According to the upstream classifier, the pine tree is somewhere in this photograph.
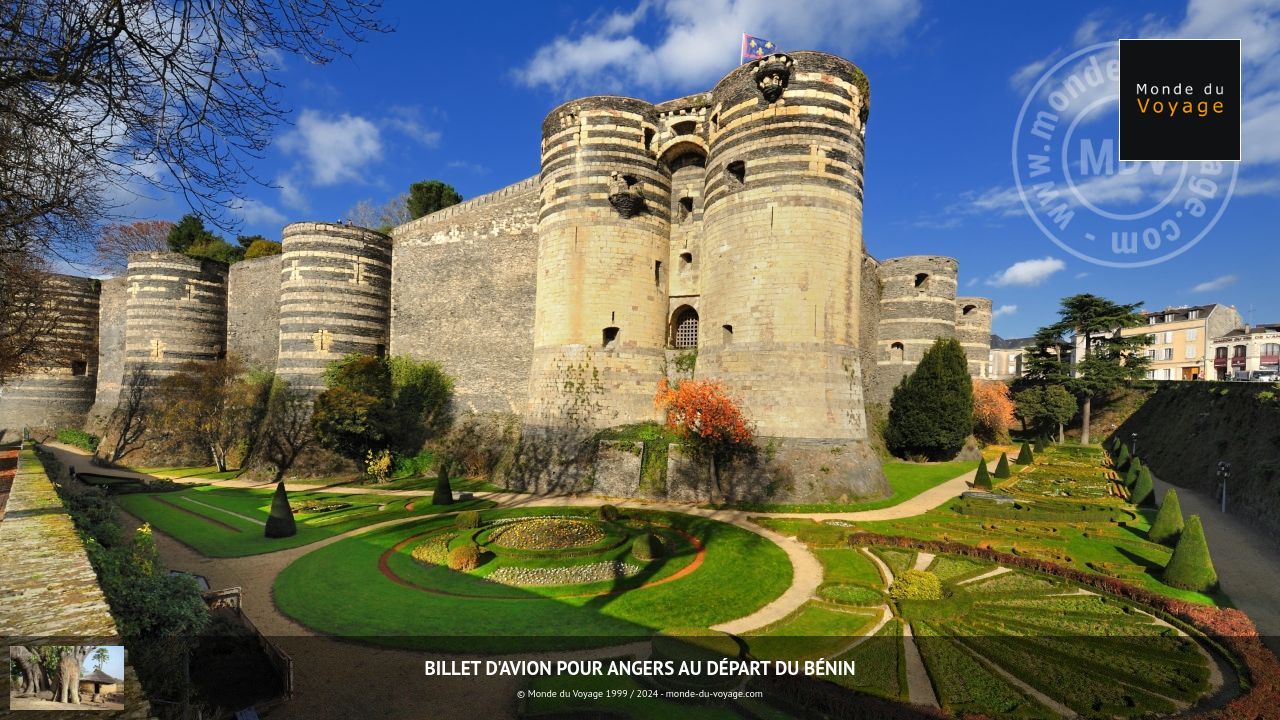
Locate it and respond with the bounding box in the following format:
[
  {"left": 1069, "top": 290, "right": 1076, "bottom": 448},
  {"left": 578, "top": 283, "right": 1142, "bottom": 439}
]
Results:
[
  {"left": 1131, "top": 466, "right": 1154, "bottom": 506},
  {"left": 994, "top": 452, "right": 1011, "bottom": 479},
  {"left": 264, "top": 481, "right": 297, "bottom": 538},
  {"left": 432, "top": 461, "right": 454, "bottom": 505},
  {"left": 885, "top": 338, "right": 974, "bottom": 460},
  {"left": 1016, "top": 441, "right": 1034, "bottom": 465},
  {"left": 1149, "top": 489, "right": 1184, "bottom": 546},
  {"left": 973, "top": 459, "right": 993, "bottom": 490},
  {"left": 1163, "top": 515, "right": 1217, "bottom": 592}
]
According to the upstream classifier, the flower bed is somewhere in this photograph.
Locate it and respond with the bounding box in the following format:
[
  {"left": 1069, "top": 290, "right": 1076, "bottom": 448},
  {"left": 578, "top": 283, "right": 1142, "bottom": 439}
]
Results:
[
  {"left": 290, "top": 499, "right": 353, "bottom": 514},
  {"left": 486, "top": 517, "right": 607, "bottom": 550},
  {"left": 487, "top": 561, "right": 642, "bottom": 587}
]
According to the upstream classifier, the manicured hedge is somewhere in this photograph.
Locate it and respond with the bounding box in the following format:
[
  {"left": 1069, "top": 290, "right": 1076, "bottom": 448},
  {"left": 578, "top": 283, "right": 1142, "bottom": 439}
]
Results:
[
  {"left": 973, "top": 459, "right": 993, "bottom": 490},
  {"left": 1149, "top": 489, "right": 1184, "bottom": 546},
  {"left": 993, "top": 452, "right": 1011, "bottom": 479},
  {"left": 264, "top": 481, "right": 297, "bottom": 538},
  {"left": 1015, "top": 441, "right": 1034, "bottom": 465}
]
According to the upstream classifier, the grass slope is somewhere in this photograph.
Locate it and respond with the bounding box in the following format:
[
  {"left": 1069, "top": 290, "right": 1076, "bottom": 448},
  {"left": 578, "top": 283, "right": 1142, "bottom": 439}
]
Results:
[{"left": 715, "top": 461, "right": 972, "bottom": 513}]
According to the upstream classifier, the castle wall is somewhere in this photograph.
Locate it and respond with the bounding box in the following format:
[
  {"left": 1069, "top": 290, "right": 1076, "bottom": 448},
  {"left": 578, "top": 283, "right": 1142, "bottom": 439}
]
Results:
[
  {"left": 0, "top": 275, "right": 100, "bottom": 433},
  {"left": 525, "top": 96, "right": 672, "bottom": 429},
  {"left": 870, "top": 255, "right": 958, "bottom": 404},
  {"left": 390, "top": 178, "right": 540, "bottom": 414},
  {"left": 697, "top": 52, "right": 871, "bottom": 441},
  {"left": 277, "top": 223, "right": 392, "bottom": 394},
  {"left": 858, "top": 256, "right": 885, "bottom": 407},
  {"left": 227, "top": 254, "right": 282, "bottom": 372},
  {"left": 124, "top": 252, "right": 228, "bottom": 379},
  {"left": 956, "top": 296, "right": 993, "bottom": 378},
  {"left": 87, "top": 277, "right": 128, "bottom": 429}
]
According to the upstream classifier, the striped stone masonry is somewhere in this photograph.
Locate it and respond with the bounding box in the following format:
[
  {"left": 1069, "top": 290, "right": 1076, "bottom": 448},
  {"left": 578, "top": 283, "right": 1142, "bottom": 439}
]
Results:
[
  {"left": 956, "top": 296, "right": 993, "bottom": 378},
  {"left": 123, "top": 252, "right": 228, "bottom": 380}
]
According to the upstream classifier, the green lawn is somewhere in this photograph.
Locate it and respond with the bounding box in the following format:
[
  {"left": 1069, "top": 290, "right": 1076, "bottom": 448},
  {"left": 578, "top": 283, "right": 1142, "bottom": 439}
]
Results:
[
  {"left": 742, "top": 601, "right": 881, "bottom": 661},
  {"left": 115, "top": 485, "right": 492, "bottom": 557},
  {"left": 131, "top": 465, "right": 244, "bottom": 481},
  {"left": 712, "top": 461, "right": 973, "bottom": 513},
  {"left": 273, "top": 508, "right": 792, "bottom": 652}
]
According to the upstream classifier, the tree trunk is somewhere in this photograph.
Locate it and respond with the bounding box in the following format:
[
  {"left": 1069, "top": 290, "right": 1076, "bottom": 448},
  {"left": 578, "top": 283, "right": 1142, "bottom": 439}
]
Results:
[
  {"left": 1081, "top": 395, "right": 1092, "bottom": 445},
  {"left": 1057, "top": 423, "right": 1065, "bottom": 444},
  {"left": 1020, "top": 417, "right": 1027, "bottom": 433},
  {"left": 212, "top": 444, "right": 227, "bottom": 472}
]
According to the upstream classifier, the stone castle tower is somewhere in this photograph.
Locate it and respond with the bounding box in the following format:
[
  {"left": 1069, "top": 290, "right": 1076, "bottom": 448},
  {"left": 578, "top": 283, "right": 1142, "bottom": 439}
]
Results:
[{"left": 0, "top": 52, "right": 991, "bottom": 502}]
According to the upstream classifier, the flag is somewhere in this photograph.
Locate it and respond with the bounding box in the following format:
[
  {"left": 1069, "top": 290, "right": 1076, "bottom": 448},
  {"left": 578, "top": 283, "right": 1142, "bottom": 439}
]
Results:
[{"left": 741, "top": 34, "right": 777, "bottom": 64}]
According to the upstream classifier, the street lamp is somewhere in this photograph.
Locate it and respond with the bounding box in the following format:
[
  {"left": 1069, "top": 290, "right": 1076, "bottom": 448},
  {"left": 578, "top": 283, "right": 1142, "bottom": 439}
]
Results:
[
  {"left": 1131, "top": 432, "right": 1139, "bottom": 457},
  {"left": 1217, "top": 461, "right": 1231, "bottom": 513}
]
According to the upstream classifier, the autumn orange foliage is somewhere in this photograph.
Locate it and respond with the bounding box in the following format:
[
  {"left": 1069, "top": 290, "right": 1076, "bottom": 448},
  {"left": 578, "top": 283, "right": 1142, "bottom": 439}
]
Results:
[
  {"left": 972, "top": 379, "right": 1015, "bottom": 443},
  {"left": 654, "top": 378, "right": 753, "bottom": 454}
]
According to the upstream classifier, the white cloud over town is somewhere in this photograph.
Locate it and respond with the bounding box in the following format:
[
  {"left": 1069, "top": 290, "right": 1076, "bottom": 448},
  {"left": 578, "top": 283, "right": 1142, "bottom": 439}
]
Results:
[{"left": 987, "top": 257, "right": 1066, "bottom": 287}]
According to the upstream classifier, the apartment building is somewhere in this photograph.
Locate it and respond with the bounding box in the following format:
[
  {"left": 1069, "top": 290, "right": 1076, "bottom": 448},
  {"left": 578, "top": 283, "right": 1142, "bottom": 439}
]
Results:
[
  {"left": 988, "top": 335, "right": 1036, "bottom": 380},
  {"left": 1072, "top": 303, "right": 1243, "bottom": 381},
  {"left": 1209, "top": 323, "right": 1280, "bottom": 380}
]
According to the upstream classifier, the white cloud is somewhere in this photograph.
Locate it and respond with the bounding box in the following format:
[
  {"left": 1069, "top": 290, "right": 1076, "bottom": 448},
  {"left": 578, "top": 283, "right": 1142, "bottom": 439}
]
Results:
[
  {"left": 1075, "top": 271, "right": 1090, "bottom": 279},
  {"left": 232, "top": 198, "right": 287, "bottom": 226},
  {"left": 275, "top": 173, "right": 308, "bottom": 212},
  {"left": 1191, "top": 274, "right": 1237, "bottom": 292},
  {"left": 987, "top": 257, "right": 1066, "bottom": 287},
  {"left": 446, "top": 160, "right": 490, "bottom": 175},
  {"left": 384, "top": 105, "right": 442, "bottom": 148},
  {"left": 516, "top": 0, "right": 922, "bottom": 94},
  {"left": 992, "top": 304, "right": 1018, "bottom": 318},
  {"left": 279, "top": 109, "right": 383, "bottom": 186}
]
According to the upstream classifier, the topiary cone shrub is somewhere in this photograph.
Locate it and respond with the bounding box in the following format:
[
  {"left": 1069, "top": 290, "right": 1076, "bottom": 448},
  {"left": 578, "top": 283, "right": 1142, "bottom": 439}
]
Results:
[
  {"left": 973, "top": 459, "right": 993, "bottom": 490},
  {"left": 455, "top": 510, "right": 481, "bottom": 530},
  {"left": 447, "top": 543, "right": 483, "bottom": 572},
  {"left": 1034, "top": 434, "right": 1051, "bottom": 452},
  {"left": 1131, "top": 466, "right": 1154, "bottom": 506},
  {"left": 598, "top": 504, "right": 620, "bottom": 522},
  {"left": 264, "top": 481, "right": 297, "bottom": 538},
  {"left": 432, "top": 462, "right": 454, "bottom": 506},
  {"left": 1115, "top": 443, "right": 1131, "bottom": 471},
  {"left": 993, "top": 452, "right": 1011, "bottom": 479},
  {"left": 1016, "top": 441, "right": 1034, "bottom": 465},
  {"left": 632, "top": 532, "right": 665, "bottom": 561},
  {"left": 1149, "top": 489, "right": 1185, "bottom": 546},
  {"left": 1163, "top": 515, "right": 1217, "bottom": 592},
  {"left": 1125, "top": 458, "right": 1143, "bottom": 488}
]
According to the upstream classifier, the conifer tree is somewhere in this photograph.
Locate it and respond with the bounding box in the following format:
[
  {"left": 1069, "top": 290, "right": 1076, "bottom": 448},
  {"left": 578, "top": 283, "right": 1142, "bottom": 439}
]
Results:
[
  {"left": 1163, "top": 515, "right": 1217, "bottom": 592},
  {"left": 1149, "top": 489, "right": 1184, "bottom": 546},
  {"left": 432, "top": 460, "right": 454, "bottom": 505},
  {"left": 1115, "top": 443, "right": 1131, "bottom": 471},
  {"left": 264, "top": 481, "right": 297, "bottom": 538},
  {"left": 973, "top": 458, "right": 993, "bottom": 490},
  {"left": 885, "top": 338, "right": 974, "bottom": 460},
  {"left": 1125, "top": 457, "right": 1143, "bottom": 488},
  {"left": 1131, "top": 466, "right": 1154, "bottom": 506},
  {"left": 994, "top": 452, "right": 1011, "bottom": 479},
  {"left": 1016, "top": 441, "right": 1034, "bottom": 464}
]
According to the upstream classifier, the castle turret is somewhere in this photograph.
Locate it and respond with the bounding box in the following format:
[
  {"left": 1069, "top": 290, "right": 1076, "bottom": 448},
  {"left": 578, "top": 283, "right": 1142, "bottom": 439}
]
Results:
[
  {"left": 870, "top": 255, "right": 958, "bottom": 402},
  {"left": 956, "top": 297, "right": 993, "bottom": 378},
  {"left": 696, "top": 52, "right": 871, "bottom": 441},
  {"left": 0, "top": 274, "right": 100, "bottom": 432},
  {"left": 277, "top": 222, "right": 392, "bottom": 394},
  {"left": 525, "top": 96, "right": 671, "bottom": 429},
  {"left": 124, "top": 253, "right": 228, "bottom": 379}
]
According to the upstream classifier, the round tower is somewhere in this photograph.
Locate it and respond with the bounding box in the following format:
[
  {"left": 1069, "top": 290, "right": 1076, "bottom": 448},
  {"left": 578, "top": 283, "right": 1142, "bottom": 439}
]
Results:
[
  {"left": 277, "top": 222, "right": 392, "bottom": 394},
  {"left": 956, "top": 297, "right": 993, "bottom": 378},
  {"left": 871, "top": 255, "right": 959, "bottom": 402},
  {"left": 124, "top": 253, "right": 228, "bottom": 379},
  {"left": 525, "top": 96, "right": 671, "bottom": 429},
  {"left": 696, "top": 52, "right": 871, "bottom": 440},
  {"left": 0, "top": 274, "right": 100, "bottom": 431}
]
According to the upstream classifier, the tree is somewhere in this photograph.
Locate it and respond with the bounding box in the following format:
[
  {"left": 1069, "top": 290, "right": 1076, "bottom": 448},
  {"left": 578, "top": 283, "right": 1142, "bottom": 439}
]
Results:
[
  {"left": 1132, "top": 466, "right": 1154, "bottom": 506},
  {"left": 103, "top": 364, "right": 153, "bottom": 463},
  {"left": 1027, "top": 294, "right": 1150, "bottom": 444},
  {"left": 1013, "top": 385, "right": 1077, "bottom": 442},
  {"left": 885, "top": 338, "right": 974, "bottom": 460},
  {"left": 347, "top": 192, "right": 411, "bottom": 232},
  {"left": 1162, "top": 515, "right": 1217, "bottom": 591},
  {"left": 972, "top": 379, "right": 1015, "bottom": 443},
  {"left": 1015, "top": 441, "right": 1034, "bottom": 465},
  {"left": 167, "top": 214, "right": 220, "bottom": 253},
  {"left": 1149, "top": 489, "right": 1184, "bottom": 545},
  {"left": 993, "top": 452, "right": 1011, "bottom": 479},
  {"left": 406, "top": 180, "right": 462, "bottom": 219},
  {"left": 264, "top": 481, "right": 298, "bottom": 538},
  {"left": 1, "top": 0, "right": 388, "bottom": 260},
  {"left": 259, "top": 380, "right": 314, "bottom": 483},
  {"left": 0, "top": 253, "right": 73, "bottom": 385},
  {"left": 433, "top": 460, "right": 454, "bottom": 505},
  {"left": 244, "top": 239, "right": 283, "bottom": 259},
  {"left": 94, "top": 220, "right": 173, "bottom": 274},
  {"left": 1115, "top": 443, "right": 1131, "bottom": 472},
  {"left": 973, "top": 458, "right": 993, "bottom": 490},
  {"left": 654, "top": 378, "right": 754, "bottom": 489},
  {"left": 312, "top": 355, "right": 394, "bottom": 463},
  {"left": 388, "top": 355, "right": 454, "bottom": 449},
  {"left": 152, "top": 357, "right": 267, "bottom": 471}
]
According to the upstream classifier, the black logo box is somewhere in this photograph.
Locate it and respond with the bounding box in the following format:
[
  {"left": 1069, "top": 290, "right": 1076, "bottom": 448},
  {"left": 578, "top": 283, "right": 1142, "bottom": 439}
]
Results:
[{"left": 1119, "top": 38, "right": 1241, "bottom": 161}]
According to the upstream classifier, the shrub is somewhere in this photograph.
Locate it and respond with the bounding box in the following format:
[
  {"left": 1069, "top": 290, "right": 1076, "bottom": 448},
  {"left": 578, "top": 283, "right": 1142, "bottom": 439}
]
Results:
[
  {"left": 885, "top": 338, "right": 974, "bottom": 460},
  {"left": 392, "top": 449, "right": 435, "bottom": 478},
  {"left": 1149, "top": 489, "right": 1184, "bottom": 546},
  {"left": 1015, "top": 441, "right": 1033, "bottom": 465},
  {"left": 56, "top": 428, "right": 100, "bottom": 453},
  {"left": 455, "top": 510, "right": 481, "bottom": 529},
  {"left": 264, "top": 481, "right": 297, "bottom": 538},
  {"left": 598, "top": 504, "right": 620, "bottom": 521},
  {"left": 972, "top": 459, "right": 993, "bottom": 490},
  {"left": 1131, "top": 466, "right": 1154, "bottom": 506},
  {"left": 1033, "top": 434, "right": 1051, "bottom": 453},
  {"left": 889, "top": 569, "right": 942, "bottom": 601},
  {"left": 243, "top": 239, "right": 282, "bottom": 259},
  {"left": 972, "top": 379, "right": 1015, "bottom": 443},
  {"left": 632, "top": 532, "right": 665, "bottom": 561},
  {"left": 432, "top": 462, "right": 454, "bottom": 505},
  {"left": 1163, "top": 515, "right": 1217, "bottom": 592},
  {"left": 993, "top": 452, "right": 1011, "bottom": 479},
  {"left": 1125, "top": 459, "right": 1142, "bottom": 488},
  {"left": 447, "top": 543, "right": 482, "bottom": 572},
  {"left": 1115, "top": 443, "right": 1131, "bottom": 471},
  {"left": 411, "top": 534, "right": 452, "bottom": 565}
]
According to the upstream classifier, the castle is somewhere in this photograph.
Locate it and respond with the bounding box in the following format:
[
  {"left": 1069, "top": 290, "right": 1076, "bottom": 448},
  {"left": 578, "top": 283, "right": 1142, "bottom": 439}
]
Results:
[{"left": 0, "top": 52, "right": 991, "bottom": 502}]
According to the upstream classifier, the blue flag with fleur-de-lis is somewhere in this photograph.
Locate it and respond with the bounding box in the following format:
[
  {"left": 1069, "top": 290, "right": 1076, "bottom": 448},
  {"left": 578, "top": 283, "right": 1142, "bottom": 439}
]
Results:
[{"left": 741, "top": 34, "right": 777, "bottom": 64}]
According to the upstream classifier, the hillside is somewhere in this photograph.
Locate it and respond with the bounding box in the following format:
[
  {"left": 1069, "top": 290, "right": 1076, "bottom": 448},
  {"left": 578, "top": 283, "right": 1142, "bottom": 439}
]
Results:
[{"left": 1111, "top": 382, "right": 1280, "bottom": 539}]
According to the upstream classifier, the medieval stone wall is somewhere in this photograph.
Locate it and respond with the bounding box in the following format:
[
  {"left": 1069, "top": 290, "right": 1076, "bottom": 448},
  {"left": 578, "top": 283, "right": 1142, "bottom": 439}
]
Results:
[
  {"left": 227, "top": 254, "right": 283, "bottom": 372},
  {"left": 0, "top": 275, "right": 100, "bottom": 434},
  {"left": 956, "top": 296, "right": 993, "bottom": 378},
  {"left": 123, "top": 252, "right": 228, "bottom": 380},
  {"left": 86, "top": 278, "right": 128, "bottom": 430},
  {"left": 390, "top": 178, "right": 539, "bottom": 415},
  {"left": 869, "top": 255, "right": 959, "bottom": 404}
]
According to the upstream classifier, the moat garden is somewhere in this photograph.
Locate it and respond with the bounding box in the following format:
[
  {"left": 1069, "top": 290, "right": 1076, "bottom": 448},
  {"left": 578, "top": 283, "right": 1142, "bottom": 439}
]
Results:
[{"left": 35, "top": 437, "right": 1274, "bottom": 720}]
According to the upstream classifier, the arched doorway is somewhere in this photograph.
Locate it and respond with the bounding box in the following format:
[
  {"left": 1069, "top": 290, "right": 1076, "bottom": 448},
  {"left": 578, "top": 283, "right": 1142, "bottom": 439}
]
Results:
[{"left": 670, "top": 306, "right": 699, "bottom": 349}]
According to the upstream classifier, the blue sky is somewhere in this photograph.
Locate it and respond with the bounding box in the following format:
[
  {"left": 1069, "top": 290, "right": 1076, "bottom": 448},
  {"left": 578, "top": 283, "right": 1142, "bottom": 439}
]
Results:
[
  {"left": 80, "top": 645, "right": 125, "bottom": 680},
  {"left": 100, "top": 0, "right": 1280, "bottom": 338}
]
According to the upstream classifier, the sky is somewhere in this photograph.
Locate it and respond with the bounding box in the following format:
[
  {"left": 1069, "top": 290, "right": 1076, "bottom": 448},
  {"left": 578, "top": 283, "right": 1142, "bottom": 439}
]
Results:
[
  {"left": 80, "top": 646, "right": 125, "bottom": 680},
  {"left": 93, "top": 0, "right": 1280, "bottom": 338}
]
